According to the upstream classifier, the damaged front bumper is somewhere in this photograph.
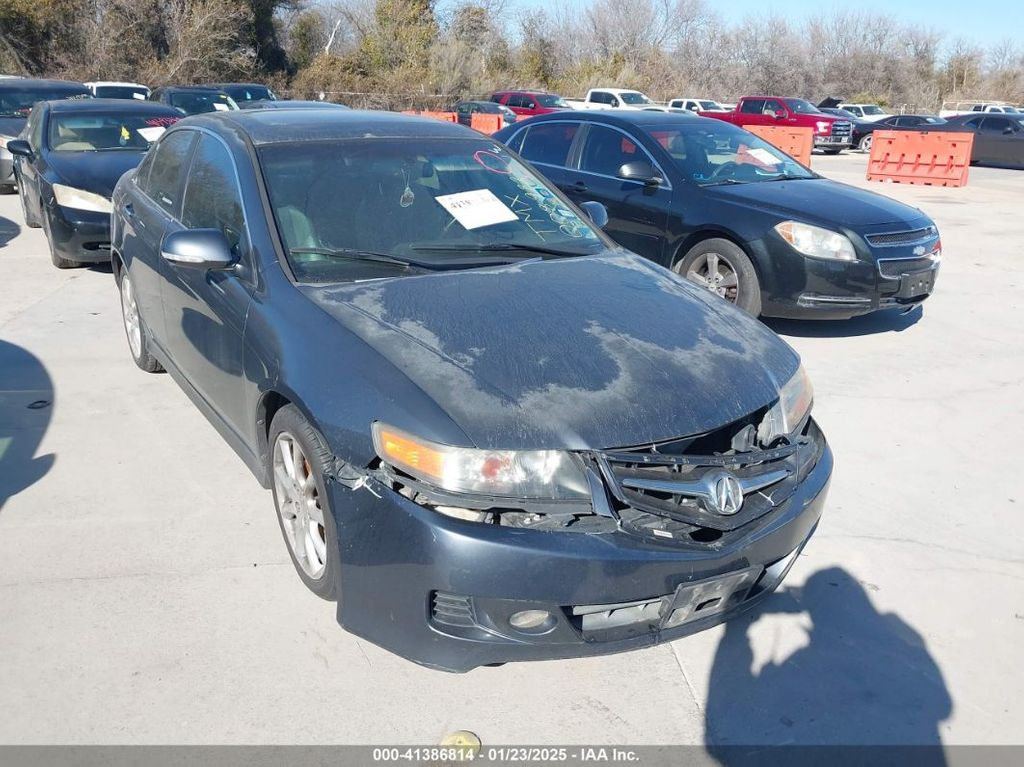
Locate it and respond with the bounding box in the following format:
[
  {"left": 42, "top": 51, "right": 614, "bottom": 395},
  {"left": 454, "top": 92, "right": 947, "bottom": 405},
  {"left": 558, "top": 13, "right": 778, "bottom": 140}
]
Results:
[{"left": 325, "top": 422, "right": 832, "bottom": 672}]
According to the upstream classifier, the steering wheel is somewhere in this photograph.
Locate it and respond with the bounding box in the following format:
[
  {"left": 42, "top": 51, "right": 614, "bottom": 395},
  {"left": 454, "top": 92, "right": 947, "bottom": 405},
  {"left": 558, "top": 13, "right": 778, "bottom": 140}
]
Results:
[{"left": 708, "top": 161, "right": 739, "bottom": 182}]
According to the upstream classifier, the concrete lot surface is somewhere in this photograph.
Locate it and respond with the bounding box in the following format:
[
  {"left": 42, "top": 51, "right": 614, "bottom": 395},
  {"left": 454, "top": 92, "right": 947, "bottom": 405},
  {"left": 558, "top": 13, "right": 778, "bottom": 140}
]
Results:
[{"left": 0, "top": 153, "right": 1021, "bottom": 746}]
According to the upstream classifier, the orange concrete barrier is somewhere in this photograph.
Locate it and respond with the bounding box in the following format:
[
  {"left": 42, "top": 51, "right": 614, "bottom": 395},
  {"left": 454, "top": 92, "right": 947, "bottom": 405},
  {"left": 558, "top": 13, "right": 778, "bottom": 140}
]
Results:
[
  {"left": 470, "top": 113, "right": 502, "bottom": 134},
  {"left": 866, "top": 130, "right": 974, "bottom": 187},
  {"left": 742, "top": 125, "right": 813, "bottom": 167},
  {"left": 420, "top": 111, "right": 458, "bottom": 123}
]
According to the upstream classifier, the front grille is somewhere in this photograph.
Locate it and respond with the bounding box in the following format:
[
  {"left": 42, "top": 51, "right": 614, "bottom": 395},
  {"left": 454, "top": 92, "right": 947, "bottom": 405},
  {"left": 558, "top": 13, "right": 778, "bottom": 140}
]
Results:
[
  {"left": 431, "top": 591, "right": 475, "bottom": 628},
  {"left": 866, "top": 227, "right": 937, "bottom": 247},
  {"left": 878, "top": 256, "right": 939, "bottom": 279},
  {"left": 830, "top": 121, "right": 852, "bottom": 138}
]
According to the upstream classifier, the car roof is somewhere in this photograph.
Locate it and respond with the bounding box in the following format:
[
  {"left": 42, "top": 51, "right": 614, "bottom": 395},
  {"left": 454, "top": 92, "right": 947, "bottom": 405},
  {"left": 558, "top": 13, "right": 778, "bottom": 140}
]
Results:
[
  {"left": 179, "top": 109, "right": 480, "bottom": 145},
  {"left": 518, "top": 110, "right": 704, "bottom": 129},
  {"left": 0, "top": 78, "right": 89, "bottom": 91},
  {"left": 47, "top": 98, "right": 180, "bottom": 115},
  {"left": 160, "top": 85, "right": 228, "bottom": 93},
  {"left": 87, "top": 81, "right": 148, "bottom": 88}
]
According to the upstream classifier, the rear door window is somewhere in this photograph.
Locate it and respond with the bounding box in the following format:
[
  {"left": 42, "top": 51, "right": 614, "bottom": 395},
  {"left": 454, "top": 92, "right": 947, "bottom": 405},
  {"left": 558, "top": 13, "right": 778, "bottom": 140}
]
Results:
[
  {"left": 518, "top": 122, "right": 580, "bottom": 167},
  {"left": 142, "top": 129, "right": 196, "bottom": 215},
  {"left": 740, "top": 99, "right": 765, "bottom": 114},
  {"left": 980, "top": 117, "right": 1011, "bottom": 133}
]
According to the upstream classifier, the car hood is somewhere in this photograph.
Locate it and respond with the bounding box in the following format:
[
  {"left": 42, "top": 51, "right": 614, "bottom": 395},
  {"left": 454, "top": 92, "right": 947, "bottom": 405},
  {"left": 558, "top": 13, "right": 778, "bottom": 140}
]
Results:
[
  {"left": 0, "top": 116, "right": 27, "bottom": 140},
  {"left": 707, "top": 178, "right": 925, "bottom": 229},
  {"left": 301, "top": 253, "right": 799, "bottom": 451},
  {"left": 46, "top": 150, "right": 146, "bottom": 198}
]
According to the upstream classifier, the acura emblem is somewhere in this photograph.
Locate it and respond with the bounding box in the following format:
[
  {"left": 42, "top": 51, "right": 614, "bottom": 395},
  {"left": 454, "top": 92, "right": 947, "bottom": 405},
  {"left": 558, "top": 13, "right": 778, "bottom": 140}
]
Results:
[{"left": 705, "top": 470, "right": 744, "bottom": 515}]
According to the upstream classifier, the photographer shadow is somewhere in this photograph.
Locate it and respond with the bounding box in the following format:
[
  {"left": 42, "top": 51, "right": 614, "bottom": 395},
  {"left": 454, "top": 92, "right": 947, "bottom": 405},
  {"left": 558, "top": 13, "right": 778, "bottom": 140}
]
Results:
[{"left": 705, "top": 567, "right": 951, "bottom": 764}]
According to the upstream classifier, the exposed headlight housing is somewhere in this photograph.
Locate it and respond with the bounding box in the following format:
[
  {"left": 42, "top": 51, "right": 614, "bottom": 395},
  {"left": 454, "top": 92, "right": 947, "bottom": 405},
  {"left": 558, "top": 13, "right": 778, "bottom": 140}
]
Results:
[
  {"left": 53, "top": 184, "right": 112, "bottom": 214},
  {"left": 775, "top": 221, "right": 856, "bottom": 261},
  {"left": 758, "top": 365, "right": 814, "bottom": 445},
  {"left": 372, "top": 423, "right": 590, "bottom": 501}
]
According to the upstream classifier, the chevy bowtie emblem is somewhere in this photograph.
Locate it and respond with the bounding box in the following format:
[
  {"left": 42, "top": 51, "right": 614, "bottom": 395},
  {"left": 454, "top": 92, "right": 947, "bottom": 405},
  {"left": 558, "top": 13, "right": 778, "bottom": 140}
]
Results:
[{"left": 913, "top": 245, "right": 926, "bottom": 256}]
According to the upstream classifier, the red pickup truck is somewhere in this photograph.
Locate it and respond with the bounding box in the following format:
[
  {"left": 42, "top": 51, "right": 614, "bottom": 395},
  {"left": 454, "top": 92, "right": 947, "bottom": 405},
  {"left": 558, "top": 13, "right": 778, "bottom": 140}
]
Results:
[{"left": 704, "top": 96, "right": 854, "bottom": 153}]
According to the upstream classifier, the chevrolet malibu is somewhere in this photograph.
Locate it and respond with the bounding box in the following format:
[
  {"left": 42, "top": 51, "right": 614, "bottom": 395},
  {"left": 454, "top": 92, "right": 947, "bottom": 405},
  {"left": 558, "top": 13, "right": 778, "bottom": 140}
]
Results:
[{"left": 110, "top": 110, "right": 832, "bottom": 671}]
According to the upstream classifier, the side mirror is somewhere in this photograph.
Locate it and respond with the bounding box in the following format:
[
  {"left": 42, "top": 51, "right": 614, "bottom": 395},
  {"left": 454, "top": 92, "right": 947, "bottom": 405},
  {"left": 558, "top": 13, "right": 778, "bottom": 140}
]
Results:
[
  {"left": 1004, "top": 126, "right": 1015, "bottom": 135},
  {"left": 773, "top": 109, "right": 787, "bottom": 120},
  {"left": 579, "top": 200, "right": 608, "bottom": 229},
  {"left": 6, "top": 139, "right": 32, "bottom": 158},
  {"left": 160, "top": 228, "right": 235, "bottom": 269},
  {"left": 617, "top": 160, "right": 662, "bottom": 187}
]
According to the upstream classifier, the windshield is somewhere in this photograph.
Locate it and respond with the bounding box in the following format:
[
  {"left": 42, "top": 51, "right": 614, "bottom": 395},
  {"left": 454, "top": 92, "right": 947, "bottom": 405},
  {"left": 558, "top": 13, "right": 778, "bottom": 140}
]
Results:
[
  {"left": 649, "top": 123, "right": 815, "bottom": 186},
  {"left": 168, "top": 92, "right": 237, "bottom": 115},
  {"left": 862, "top": 105, "right": 885, "bottom": 115},
  {"left": 223, "top": 85, "right": 276, "bottom": 102},
  {"left": 783, "top": 99, "right": 820, "bottom": 114},
  {"left": 49, "top": 112, "right": 180, "bottom": 152},
  {"left": 259, "top": 138, "right": 605, "bottom": 283},
  {"left": 0, "top": 88, "right": 90, "bottom": 117},
  {"left": 536, "top": 94, "right": 568, "bottom": 108},
  {"left": 620, "top": 92, "right": 652, "bottom": 105},
  {"left": 93, "top": 85, "right": 149, "bottom": 100}
]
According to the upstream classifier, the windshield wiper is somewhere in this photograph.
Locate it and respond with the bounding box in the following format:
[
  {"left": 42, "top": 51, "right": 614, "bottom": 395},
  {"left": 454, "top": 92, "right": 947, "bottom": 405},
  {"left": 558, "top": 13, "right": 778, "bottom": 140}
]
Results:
[
  {"left": 411, "top": 242, "right": 585, "bottom": 258},
  {"left": 288, "top": 247, "right": 434, "bottom": 271},
  {"left": 702, "top": 178, "right": 748, "bottom": 187},
  {"left": 765, "top": 173, "right": 813, "bottom": 182}
]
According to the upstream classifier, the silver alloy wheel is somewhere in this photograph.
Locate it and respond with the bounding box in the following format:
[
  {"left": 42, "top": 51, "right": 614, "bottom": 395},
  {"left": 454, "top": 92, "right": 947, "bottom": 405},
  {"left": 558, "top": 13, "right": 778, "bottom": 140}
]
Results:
[
  {"left": 120, "top": 273, "right": 143, "bottom": 360},
  {"left": 860, "top": 134, "right": 873, "bottom": 152},
  {"left": 272, "top": 432, "right": 327, "bottom": 579},
  {"left": 683, "top": 252, "right": 740, "bottom": 303}
]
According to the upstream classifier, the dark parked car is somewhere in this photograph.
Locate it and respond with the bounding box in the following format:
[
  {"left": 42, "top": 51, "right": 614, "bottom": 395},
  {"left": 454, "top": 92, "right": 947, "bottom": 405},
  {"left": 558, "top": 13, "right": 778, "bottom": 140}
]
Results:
[
  {"left": 942, "top": 113, "right": 1024, "bottom": 169},
  {"left": 238, "top": 99, "right": 349, "bottom": 110},
  {"left": 207, "top": 82, "right": 278, "bottom": 105},
  {"left": 452, "top": 100, "right": 517, "bottom": 128},
  {"left": 819, "top": 110, "right": 949, "bottom": 152},
  {"left": 495, "top": 111, "right": 942, "bottom": 319},
  {"left": 7, "top": 98, "right": 181, "bottom": 267},
  {"left": 150, "top": 86, "right": 238, "bottom": 115},
  {"left": 109, "top": 109, "right": 831, "bottom": 671},
  {"left": 0, "top": 78, "right": 91, "bottom": 193}
]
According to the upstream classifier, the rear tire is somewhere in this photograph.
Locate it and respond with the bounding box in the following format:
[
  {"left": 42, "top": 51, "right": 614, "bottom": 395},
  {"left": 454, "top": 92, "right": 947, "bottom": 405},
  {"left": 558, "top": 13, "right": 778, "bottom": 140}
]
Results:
[
  {"left": 117, "top": 266, "right": 163, "bottom": 373},
  {"left": 675, "top": 238, "right": 762, "bottom": 316},
  {"left": 41, "top": 206, "right": 78, "bottom": 269},
  {"left": 269, "top": 405, "right": 340, "bottom": 601},
  {"left": 823, "top": 148, "right": 843, "bottom": 155},
  {"left": 858, "top": 134, "right": 874, "bottom": 153},
  {"left": 0, "top": 184, "right": 15, "bottom": 195}
]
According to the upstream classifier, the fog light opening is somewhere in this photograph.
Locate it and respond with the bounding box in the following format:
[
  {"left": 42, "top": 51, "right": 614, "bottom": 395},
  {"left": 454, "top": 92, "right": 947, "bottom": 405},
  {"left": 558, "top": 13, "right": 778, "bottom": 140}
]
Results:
[{"left": 508, "top": 609, "right": 556, "bottom": 634}]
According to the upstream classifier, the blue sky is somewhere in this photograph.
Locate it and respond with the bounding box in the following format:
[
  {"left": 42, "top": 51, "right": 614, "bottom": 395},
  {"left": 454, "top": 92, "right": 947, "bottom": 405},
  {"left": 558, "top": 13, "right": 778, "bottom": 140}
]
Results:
[{"left": 518, "top": 0, "right": 1017, "bottom": 49}]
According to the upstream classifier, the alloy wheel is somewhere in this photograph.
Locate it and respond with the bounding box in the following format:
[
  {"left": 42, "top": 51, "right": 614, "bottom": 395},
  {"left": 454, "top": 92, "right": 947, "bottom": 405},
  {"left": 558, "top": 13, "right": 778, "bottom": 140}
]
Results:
[
  {"left": 683, "top": 252, "right": 740, "bottom": 303},
  {"left": 120, "top": 273, "right": 143, "bottom": 360},
  {"left": 272, "top": 432, "right": 327, "bottom": 579}
]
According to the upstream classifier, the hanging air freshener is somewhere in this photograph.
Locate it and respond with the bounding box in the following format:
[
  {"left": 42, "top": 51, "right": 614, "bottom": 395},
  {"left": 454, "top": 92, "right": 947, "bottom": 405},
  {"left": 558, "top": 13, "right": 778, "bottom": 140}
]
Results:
[{"left": 400, "top": 168, "right": 415, "bottom": 208}]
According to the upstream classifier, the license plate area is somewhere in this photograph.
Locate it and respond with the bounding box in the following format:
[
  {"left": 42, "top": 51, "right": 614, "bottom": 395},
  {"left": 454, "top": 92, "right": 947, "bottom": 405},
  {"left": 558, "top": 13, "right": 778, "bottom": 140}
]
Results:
[
  {"left": 662, "top": 567, "right": 761, "bottom": 629},
  {"left": 898, "top": 270, "right": 936, "bottom": 299}
]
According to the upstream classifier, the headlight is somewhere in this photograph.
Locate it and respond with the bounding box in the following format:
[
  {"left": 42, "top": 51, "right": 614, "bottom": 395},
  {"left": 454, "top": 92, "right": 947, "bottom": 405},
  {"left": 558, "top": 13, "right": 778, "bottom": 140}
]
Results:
[
  {"left": 53, "top": 184, "right": 112, "bottom": 213},
  {"left": 775, "top": 221, "right": 856, "bottom": 261},
  {"left": 815, "top": 121, "right": 831, "bottom": 134},
  {"left": 758, "top": 365, "right": 814, "bottom": 445},
  {"left": 372, "top": 423, "right": 590, "bottom": 501}
]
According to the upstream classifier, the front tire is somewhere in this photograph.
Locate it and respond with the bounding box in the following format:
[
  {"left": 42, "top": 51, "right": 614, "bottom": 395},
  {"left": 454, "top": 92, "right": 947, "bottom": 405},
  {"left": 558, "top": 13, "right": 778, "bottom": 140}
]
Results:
[
  {"left": 41, "top": 205, "right": 78, "bottom": 269},
  {"left": 117, "top": 267, "right": 163, "bottom": 373},
  {"left": 675, "top": 238, "right": 762, "bottom": 316},
  {"left": 822, "top": 148, "right": 844, "bottom": 155},
  {"left": 14, "top": 172, "right": 39, "bottom": 228},
  {"left": 269, "top": 405, "right": 340, "bottom": 601},
  {"left": 858, "top": 134, "right": 874, "bottom": 153}
]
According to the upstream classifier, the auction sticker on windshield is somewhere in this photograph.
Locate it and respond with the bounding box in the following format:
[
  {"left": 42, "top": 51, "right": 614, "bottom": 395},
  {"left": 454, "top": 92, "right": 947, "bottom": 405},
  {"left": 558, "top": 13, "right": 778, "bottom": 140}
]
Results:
[{"left": 435, "top": 189, "right": 518, "bottom": 230}]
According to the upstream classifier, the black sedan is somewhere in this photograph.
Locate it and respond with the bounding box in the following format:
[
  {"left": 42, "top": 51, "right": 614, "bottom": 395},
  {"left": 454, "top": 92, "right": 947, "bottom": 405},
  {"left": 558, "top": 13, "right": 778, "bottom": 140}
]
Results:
[
  {"left": 1, "top": 78, "right": 91, "bottom": 193},
  {"left": 819, "top": 110, "right": 949, "bottom": 153},
  {"left": 7, "top": 98, "right": 181, "bottom": 267},
  {"left": 453, "top": 100, "right": 517, "bottom": 128},
  {"left": 942, "top": 113, "right": 1024, "bottom": 169},
  {"left": 495, "top": 111, "right": 941, "bottom": 319},
  {"left": 207, "top": 82, "right": 279, "bottom": 105},
  {"left": 109, "top": 109, "right": 831, "bottom": 671},
  {"left": 149, "top": 86, "right": 238, "bottom": 115}
]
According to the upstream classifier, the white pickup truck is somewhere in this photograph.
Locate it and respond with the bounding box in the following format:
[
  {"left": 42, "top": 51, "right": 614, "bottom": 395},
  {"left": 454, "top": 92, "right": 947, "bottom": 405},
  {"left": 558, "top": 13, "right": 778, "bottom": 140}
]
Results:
[
  {"left": 939, "top": 101, "right": 1021, "bottom": 118},
  {"left": 564, "top": 88, "right": 655, "bottom": 110}
]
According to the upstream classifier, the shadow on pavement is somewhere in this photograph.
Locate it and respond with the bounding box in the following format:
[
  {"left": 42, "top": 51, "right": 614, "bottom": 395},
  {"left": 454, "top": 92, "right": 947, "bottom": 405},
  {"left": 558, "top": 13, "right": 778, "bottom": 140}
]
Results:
[
  {"left": 0, "top": 339, "right": 55, "bottom": 512},
  {"left": 705, "top": 567, "right": 951, "bottom": 764},
  {"left": 0, "top": 214, "right": 20, "bottom": 248},
  {"left": 766, "top": 306, "right": 923, "bottom": 339}
]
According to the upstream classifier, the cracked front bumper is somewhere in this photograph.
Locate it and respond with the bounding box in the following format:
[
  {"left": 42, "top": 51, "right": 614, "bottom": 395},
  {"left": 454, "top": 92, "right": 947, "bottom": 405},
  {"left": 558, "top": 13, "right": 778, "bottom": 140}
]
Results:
[{"left": 326, "top": 440, "right": 832, "bottom": 672}]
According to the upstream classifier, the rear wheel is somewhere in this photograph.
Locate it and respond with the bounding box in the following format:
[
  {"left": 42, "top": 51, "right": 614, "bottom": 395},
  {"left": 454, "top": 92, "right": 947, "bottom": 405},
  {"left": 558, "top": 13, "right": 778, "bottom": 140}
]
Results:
[
  {"left": 822, "top": 148, "right": 844, "bottom": 155},
  {"left": 269, "top": 405, "right": 340, "bottom": 601},
  {"left": 675, "top": 238, "right": 762, "bottom": 316},
  {"left": 0, "top": 184, "right": 15, "bottom": 195},
  {"left": 858, "top": 134, "right": 874, "bottom": 153},
  {"left": 117, "top": 267, "right": 163, "bottom": 373}
]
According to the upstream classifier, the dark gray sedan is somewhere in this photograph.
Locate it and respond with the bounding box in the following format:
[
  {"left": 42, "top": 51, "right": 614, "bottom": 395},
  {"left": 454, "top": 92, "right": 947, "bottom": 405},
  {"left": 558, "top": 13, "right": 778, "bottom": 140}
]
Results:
[{"left": 110, "top": 109, "right": 831, "bottom": 671}]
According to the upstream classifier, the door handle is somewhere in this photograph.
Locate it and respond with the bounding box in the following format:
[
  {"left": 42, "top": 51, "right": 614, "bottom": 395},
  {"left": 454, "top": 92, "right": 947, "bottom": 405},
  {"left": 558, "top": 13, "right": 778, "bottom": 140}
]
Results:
[
  {"left": 123, "top": 203, "right": 134, "bottom": 218},
  {"left": 571, "top": 180, "right": 588, "bottom": 192}
]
